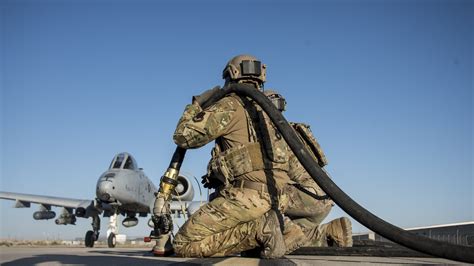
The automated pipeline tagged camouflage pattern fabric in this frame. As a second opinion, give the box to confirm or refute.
[174,95,291,187]
[284,130,335,247]
[173,87,346,256]
[173,187,271,257]
[285,177,333,227]
[284,146,354,248]
[173,97,238,149]
[173,92,292,257]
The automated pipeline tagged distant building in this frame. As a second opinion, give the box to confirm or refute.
[115,234,127,244]
[353,221,474,246]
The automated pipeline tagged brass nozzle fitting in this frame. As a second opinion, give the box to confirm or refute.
[153,167,180,216]
[158,167,179,200]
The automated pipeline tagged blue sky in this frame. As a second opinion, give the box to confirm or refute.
[1,0,472,240]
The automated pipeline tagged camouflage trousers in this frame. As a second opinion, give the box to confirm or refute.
[173,186,274,257]
[284,175,334,246]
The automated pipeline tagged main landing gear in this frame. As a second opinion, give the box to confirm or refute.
[85,215,100,247]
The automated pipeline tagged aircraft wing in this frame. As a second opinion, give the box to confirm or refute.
[1,191,205,215]
[0,191,92,209]
[169,200,205,216]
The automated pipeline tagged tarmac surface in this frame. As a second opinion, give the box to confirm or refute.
[0,247,466,265]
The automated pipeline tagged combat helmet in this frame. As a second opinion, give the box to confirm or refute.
[264,89,286,112]
[222,54,266,85]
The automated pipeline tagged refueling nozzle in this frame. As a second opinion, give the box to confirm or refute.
[151,147,187,256]
[152,167,180,236]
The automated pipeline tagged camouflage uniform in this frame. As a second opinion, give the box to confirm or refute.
[172,94,292,257]
[264,90,352,249]
[171,55,351,257]
[287,158,333,227]
[285,143,334,247]
[282,123,353,249]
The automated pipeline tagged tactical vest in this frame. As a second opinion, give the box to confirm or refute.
[208,95,290,186]
[290,122,328,167]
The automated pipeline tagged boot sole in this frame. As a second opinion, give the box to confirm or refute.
[153,249,175,257]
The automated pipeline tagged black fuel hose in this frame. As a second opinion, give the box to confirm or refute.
[197,83,474,263]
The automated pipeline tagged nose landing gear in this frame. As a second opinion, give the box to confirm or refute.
[106,212,119,248]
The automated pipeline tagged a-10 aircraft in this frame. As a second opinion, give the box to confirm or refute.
[0,152,202,248]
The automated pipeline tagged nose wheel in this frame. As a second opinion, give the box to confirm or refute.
[106,211,119,248]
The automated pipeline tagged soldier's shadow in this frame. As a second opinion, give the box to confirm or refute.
[3,253,213,266]
[3,250,297,266]
[90,249,297,266]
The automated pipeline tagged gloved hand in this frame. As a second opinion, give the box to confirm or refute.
[151,196,173,237]
[201,174,223,189]
[192,86,221,106]
[152,213,173,236]
[153,196,168,215]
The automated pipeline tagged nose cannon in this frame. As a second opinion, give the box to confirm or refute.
[96,179,115,202]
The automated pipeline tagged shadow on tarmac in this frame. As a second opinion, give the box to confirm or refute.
[3,249,297,266]
[4,254,165,266]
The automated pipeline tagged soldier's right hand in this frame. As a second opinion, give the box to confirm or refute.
[152,213,173,236]
[153,196,167,215]
[201,174,223,189]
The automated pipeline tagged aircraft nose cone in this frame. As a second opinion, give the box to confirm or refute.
[97,181,115,202]
[101,193,111,201]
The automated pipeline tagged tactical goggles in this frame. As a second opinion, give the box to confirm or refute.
[241,60,262,76]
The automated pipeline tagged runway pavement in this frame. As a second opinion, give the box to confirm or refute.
[0,247,465,265]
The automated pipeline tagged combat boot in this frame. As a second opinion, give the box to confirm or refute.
[298,222,327,247]
[324,217,353,247]
[255,210,286,259]
[152,232,174,256]
[283,217,306,254]
[301,217,353,247]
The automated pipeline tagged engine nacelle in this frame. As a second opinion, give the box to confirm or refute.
[55,215,76,225]
[122,217,138,228]
[171,175,195,201]
[33,211,56,220]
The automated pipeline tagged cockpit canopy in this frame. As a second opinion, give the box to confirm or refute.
[109,153,138,170]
